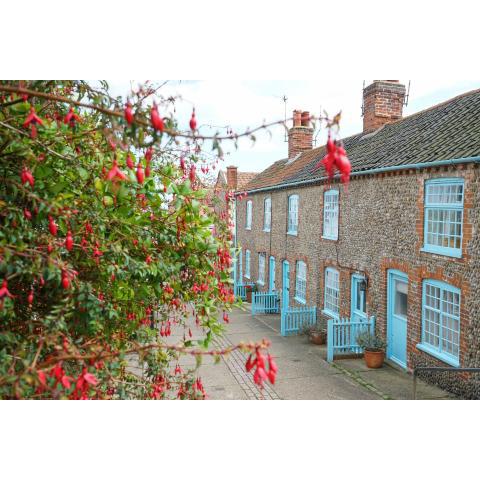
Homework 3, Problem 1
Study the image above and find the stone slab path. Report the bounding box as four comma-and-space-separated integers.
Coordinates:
188, 306, 455, 400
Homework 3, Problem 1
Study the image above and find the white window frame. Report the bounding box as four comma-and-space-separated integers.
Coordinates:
323, 267, 340, 318
245, 250, 251, 279
263, 197, 272, 232
287, 194, 299, 235
246, 200, 253, 230
422, 178, 464, 258
417, 279, 461, 367
322, 189, 339, 240
258, 253, 265, 285
295, 261, 307, 304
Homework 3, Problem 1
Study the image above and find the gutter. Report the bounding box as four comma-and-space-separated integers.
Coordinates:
237, 155, 480, 196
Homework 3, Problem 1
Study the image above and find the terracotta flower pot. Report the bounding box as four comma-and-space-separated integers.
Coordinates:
364, 350, 385, 369
310, 332, 326, 345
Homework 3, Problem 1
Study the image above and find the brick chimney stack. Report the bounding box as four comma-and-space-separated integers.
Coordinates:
288, 110, 313, 158
226, 165, 238, 190
363, 80, 406, 133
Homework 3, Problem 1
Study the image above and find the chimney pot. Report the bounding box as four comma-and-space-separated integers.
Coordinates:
293, 110, 302, 127
301, 111, 310, 127
288, 109, 313, 158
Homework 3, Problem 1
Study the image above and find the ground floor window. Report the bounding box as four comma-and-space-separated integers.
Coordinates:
245, 250, 250, 279
324, 267, 340, 318
418, 279, 460, 366
258, 253, 265, 285
295, 261, 307, 304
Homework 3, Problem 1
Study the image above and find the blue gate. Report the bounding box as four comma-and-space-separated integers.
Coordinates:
327, 316, 375, 362
252, 291, 280, 315
280, 306, 317, 336
234, 282, 255, 301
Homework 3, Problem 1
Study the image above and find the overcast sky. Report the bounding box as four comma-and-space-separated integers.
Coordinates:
110, 80, 480, 173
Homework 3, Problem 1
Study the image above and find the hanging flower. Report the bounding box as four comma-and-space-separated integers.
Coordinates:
124, 102, 134, 125
106, 159, 128, 182
150, 103, 164, 132
64, 106, 81, 128
189, 108, 197, 131
0, 279, 14, 299
21, 167, 35, 188
48, 216, 58, 236
23, 106, 43, 138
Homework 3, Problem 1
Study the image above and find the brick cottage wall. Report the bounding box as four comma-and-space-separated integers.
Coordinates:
236, 163, 480, 398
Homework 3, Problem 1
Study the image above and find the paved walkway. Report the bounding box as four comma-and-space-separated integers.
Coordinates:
185, 306, 454, 400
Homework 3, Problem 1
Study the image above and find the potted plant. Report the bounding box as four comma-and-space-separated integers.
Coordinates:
245, 283, 256, 303
301, 322, 327, 345
356, 330, 386, 369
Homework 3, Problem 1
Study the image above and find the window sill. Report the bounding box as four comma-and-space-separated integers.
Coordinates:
257, 281, 265, 286
420, 246, 462, 259
295, 296, 306, 305
263, 228, 271, 233
244, 275, 250, 280
416, 343, 460, 367
287, 231, 298, 236
322, 309, 339, 320
321, 235, 338, 241
245, 227, 252, 231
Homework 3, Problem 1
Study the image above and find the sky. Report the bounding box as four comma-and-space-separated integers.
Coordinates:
109, 80, 480, 174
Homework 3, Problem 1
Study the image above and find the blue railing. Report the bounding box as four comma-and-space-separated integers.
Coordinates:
252, 291, 280, 315
327, 316, 375, 362
281, 306, 317, 336
234, 282, 255, 301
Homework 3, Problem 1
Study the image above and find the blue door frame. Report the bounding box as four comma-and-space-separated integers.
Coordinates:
269, 256, 276, 292
387, 269, 408, 369
351, 274, 367, 323
282, 260, 290, 309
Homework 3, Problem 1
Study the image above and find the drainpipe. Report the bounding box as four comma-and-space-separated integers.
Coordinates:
237, 156, 480, 196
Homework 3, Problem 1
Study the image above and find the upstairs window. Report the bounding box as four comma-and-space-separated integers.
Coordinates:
258, 253, 265, 285
245, 250, 251, 279
263, 198, 272, 232
419, 280, 461, 366
324, 267, 340, 318
423, 178, 464, 258
287, 195, 299, 235
295, 261, 307, 304
246, 200, 253, 230
323, 189, 339, 240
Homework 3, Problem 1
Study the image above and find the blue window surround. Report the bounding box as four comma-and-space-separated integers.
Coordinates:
417, 279, 461, 367
294, 261, 307, 304
323, 267, 340, 319
421, 178, 464, 258
322, 189, 339, 241
263, 197, 271, 232
245, 200, 252, 230
287, 194, 299, 236
245, 250, 251, 279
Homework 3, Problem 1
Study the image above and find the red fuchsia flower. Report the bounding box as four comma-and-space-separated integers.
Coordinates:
188, 328, 192, 338
245, 355, 255, 372
124, 102, 134, 125
189, 164, 196, 183
253, 365, 268, 387
37, 370, 47, 387
145, 165, 151, 178
61, 271, 70, 289
64, 106, 81, 128
223, 312, 229, 324
189, 108, 197, 131
150, 103, 165, 132
23, 106, 43, 138
21, 167, 35, 188
83, 372, 98, 386
65, 231, 74, 251
267, 354, 277, 384
48, 216, 58, 236
24, 208, 32, 220
0, 279, 14, 300
61, 375, 73, 389
136, 163, 145, 184
27, 289, 34, 305
126, 153, 134, 169
314, 135, 352, 187
179, 156, 186, 173
106, 159, 128, 182
174, 364, 182, 375
145, 255, 152, 265
145, 147, 153, 163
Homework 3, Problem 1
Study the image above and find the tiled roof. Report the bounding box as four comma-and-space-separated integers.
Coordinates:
237, 172, 258, 190
244, 88, 480, 192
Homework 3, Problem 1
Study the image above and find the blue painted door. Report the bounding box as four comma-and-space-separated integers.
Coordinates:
351, 275, 367, 323
282, 261, 290, 309
269, 256, 276, 292
387, 270, 408, 369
